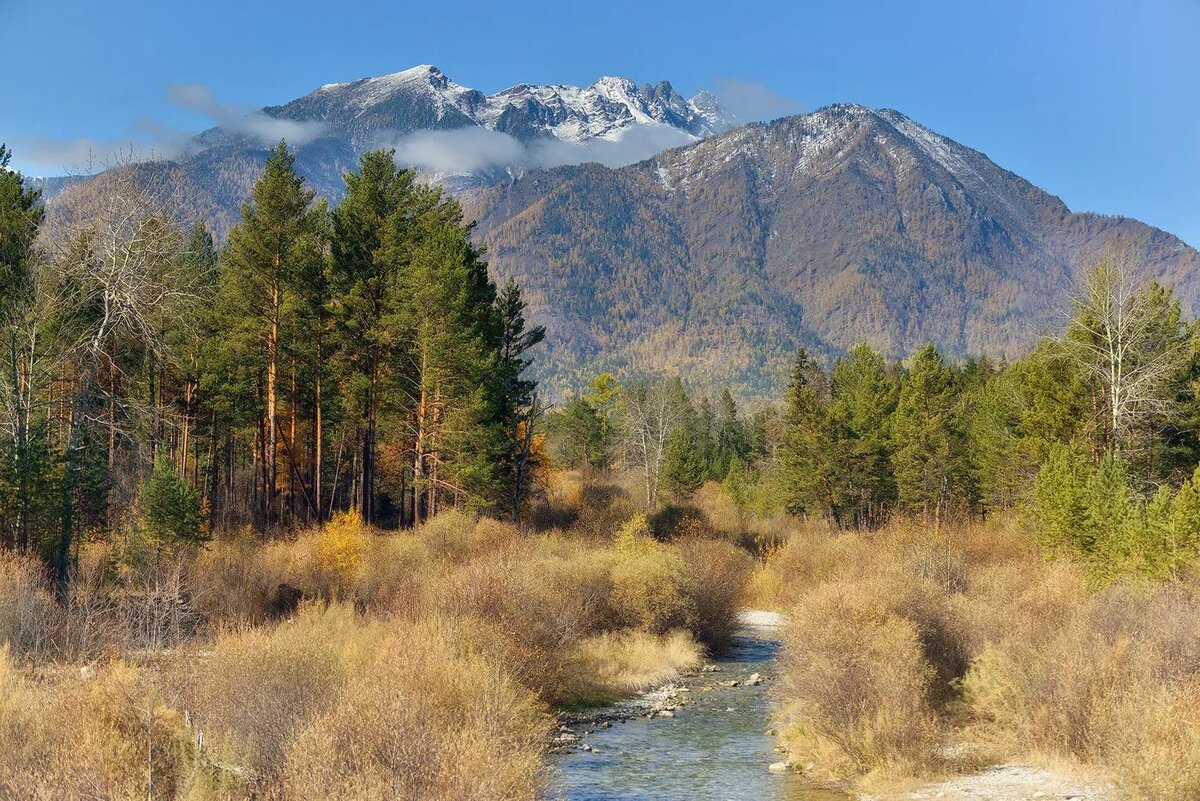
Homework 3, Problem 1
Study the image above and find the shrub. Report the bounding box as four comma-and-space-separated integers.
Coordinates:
0, 551, 58, 662
775, 581, 941, 778
282, 619, 549, 801
677, 538, 752, 648
0, 648, 197, 800
186, 604, 383, 779
317, 511, 370, 591
610, 529, 692, 634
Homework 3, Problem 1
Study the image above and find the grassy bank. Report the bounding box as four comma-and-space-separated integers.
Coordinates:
0, 493, 750, 800
759, 516, 1200, 799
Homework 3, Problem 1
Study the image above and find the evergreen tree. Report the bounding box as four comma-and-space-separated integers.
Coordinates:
218, 141, 326, 528
0, 144, 45, 551
780, 349, 844, 522
661, 396, 710, 499
1032, 443, 1090, 554
828, 344, 898, 526
713, 388, 750, 479
140, 458, 206, 549
891, 343, 966, 515
493, 277, 546, 521
549, 396, 608, 470
1083, 455, 1138, 577
330, 150, 417, 522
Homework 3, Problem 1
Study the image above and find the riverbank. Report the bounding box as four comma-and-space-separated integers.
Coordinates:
756, 517, 1197, 800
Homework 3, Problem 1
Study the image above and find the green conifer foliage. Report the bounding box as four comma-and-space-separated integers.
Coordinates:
140, 459, 206, 549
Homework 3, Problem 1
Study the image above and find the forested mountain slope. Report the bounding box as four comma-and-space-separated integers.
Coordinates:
465, 104, 1200, 396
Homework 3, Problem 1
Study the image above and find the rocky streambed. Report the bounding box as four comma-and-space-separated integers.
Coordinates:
549, 613, 848, 801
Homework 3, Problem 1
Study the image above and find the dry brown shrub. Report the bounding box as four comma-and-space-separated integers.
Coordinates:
0, 648, 196, 800
676, 538, 752, 648
282, 618, 549, 801
185, 603, 384, 780
609, 533, 693, 634
775, 579, 942, 778
0, 551, 59, 662
1092, 678, 1200, 800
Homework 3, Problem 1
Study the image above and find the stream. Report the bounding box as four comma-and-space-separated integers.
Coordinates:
550, 622, 851, 801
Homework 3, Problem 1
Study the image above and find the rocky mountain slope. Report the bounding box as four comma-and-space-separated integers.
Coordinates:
464, 104, 1200, 395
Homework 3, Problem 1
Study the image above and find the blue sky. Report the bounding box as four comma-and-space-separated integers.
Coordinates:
2, 0, 1197, 245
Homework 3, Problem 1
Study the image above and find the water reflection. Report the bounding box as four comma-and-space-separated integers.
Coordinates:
551, 629, 849, 801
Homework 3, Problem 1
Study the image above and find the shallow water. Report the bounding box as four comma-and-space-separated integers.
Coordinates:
550, 627, 849, 801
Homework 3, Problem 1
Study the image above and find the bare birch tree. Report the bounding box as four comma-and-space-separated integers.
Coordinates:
41, 162, 201, 597
620, 378, 686, 510
1065, 245, 1189, 458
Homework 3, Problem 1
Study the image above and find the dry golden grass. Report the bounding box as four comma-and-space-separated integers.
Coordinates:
763, 514, 1200, 798
0, 485, 756, 800
568, 630, 702, 702
0, 647, 202, 800
282, 618, 550, 801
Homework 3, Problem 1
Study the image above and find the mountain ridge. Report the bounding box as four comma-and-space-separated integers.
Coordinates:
41, 77, 1200, 398
462, 103, 1200, 395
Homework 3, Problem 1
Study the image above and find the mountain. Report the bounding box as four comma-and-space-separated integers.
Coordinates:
463, 104, 1200, 395
76, 65, 738, 234
46, 75, 1200, 399
253, 66, 736, 147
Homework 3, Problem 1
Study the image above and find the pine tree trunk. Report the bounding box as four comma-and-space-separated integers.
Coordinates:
413, 346, 428, 526
314, 328, 323, 524
266, 265, 279, 526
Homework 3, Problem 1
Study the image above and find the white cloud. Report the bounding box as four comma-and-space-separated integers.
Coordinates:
712, 78, 803, 122
167, 83, 327, 146
387, 123, 696, 176
12, 83, 327, 174
11, 137, 173, 174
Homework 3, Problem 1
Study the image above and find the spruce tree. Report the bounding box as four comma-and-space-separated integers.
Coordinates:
780, 349, 843, 522
829, 344, 898, 526
892, 343, 964, 515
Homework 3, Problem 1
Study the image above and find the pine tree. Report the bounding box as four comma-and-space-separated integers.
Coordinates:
550, 395, 607, 470
0, 145, 45, 551
1032, 443, 1090, 554
493, 277, 545, 520
1083, 455, 1138, 578
393, 195, 500, 520
330, 150, 418, 522
219, 141, 325, 527
140, 458, 206, 549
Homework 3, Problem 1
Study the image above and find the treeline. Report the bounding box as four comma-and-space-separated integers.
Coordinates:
548, 252, 1200, 578
0, 143, 542, 591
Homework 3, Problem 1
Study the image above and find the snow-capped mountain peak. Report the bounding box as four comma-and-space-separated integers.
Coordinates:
267, 65, 738, 148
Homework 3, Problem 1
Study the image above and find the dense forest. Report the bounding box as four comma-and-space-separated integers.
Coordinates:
0, 142, 543, 593
547, 250, 1200, 581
